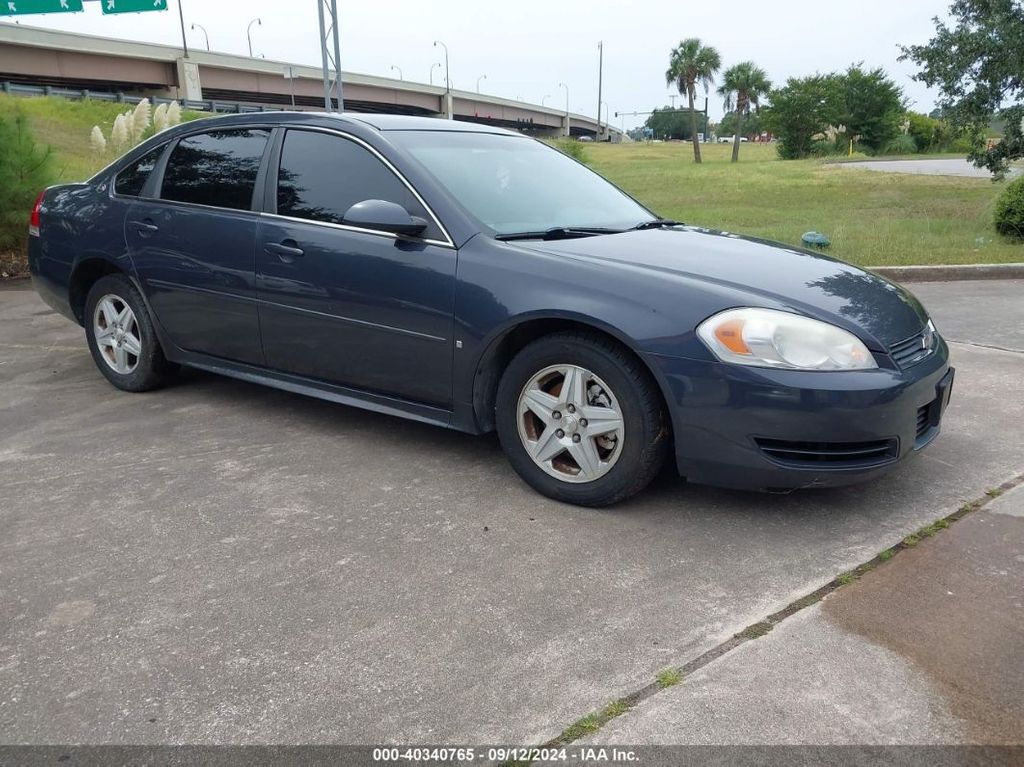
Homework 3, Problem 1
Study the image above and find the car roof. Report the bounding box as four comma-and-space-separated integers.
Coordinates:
172, 110, 521, 136
345, 113, 518, 134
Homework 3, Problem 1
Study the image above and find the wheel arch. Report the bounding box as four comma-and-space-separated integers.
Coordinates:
68, 256, 126, 326
469, 313, 674, 437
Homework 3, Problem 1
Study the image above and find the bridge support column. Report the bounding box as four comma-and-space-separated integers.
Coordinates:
175, 57, 203, 102
562, 115, 571, 137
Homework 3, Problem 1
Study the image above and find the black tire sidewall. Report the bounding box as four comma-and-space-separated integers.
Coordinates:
496, 333, 666, 506
84, 274, 167, 392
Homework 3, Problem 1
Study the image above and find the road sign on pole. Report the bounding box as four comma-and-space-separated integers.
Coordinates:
0, 0, 83, 16
101, 0, 166, 14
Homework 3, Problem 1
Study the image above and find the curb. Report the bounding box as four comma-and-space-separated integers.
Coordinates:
869, 263, 1024, 282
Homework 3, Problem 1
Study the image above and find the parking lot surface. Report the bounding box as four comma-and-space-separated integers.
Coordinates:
1, 279, 1022, 744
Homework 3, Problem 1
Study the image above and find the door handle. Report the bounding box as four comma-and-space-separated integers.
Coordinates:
264, 241, 305, 261
129, 220, 159, 237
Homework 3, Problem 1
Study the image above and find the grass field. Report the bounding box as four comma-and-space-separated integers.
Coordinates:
586, 141, 1022, 266
0, 94, 202, 182
2, 95, 1021, 268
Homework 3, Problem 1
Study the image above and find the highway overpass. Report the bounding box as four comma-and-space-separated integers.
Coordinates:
0, 24, 621, 139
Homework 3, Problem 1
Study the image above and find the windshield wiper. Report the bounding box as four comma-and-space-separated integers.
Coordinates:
495, 226, 623, 242
630, 218, 682, 230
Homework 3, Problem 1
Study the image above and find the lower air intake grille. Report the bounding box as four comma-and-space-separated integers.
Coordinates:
755, 438, 898, 469
916, 404, 931, 439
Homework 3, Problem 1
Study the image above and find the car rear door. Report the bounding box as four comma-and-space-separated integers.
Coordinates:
125, 127, 272, 366
255, 128, 457, 407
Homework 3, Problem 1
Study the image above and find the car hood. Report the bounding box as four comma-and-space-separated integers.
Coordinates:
514, 226, 928, 348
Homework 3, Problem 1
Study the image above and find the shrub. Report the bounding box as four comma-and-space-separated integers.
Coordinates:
882, 133, 918, 155
547, 138, 589, 164
0, 110, 55, 260
994, 176, 1024, 240
809, 139, 841, 157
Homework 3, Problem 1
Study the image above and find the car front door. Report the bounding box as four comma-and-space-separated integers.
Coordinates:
255, 128, 457, 407
126, 127, 271, 366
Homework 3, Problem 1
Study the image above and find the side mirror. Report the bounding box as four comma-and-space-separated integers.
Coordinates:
342, 199, 428, 237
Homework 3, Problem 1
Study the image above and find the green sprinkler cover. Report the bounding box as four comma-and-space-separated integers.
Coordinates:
801, 231, 831, 248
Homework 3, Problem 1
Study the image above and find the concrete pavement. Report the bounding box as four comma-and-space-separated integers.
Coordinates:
836, 158, 1021, 178
0, 279, 1022, 745
587, 485, 1024, 745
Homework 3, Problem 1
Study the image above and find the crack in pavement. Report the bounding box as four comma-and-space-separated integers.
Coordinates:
947, 339, 1024, 355
539, 472, 1024, 750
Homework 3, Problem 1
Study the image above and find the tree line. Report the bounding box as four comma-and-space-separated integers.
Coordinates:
658, 0, 1023, 168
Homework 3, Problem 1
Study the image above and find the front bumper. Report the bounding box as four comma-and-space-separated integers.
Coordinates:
645, 340, 952, 491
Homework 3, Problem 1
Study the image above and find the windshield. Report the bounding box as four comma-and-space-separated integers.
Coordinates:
389, 131, 655, 236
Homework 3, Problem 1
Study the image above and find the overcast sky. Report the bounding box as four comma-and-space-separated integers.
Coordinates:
3, 0, 952, 130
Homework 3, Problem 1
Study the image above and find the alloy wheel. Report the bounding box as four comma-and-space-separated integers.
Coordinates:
516, 364, 625, 483
93, 294, 142, 375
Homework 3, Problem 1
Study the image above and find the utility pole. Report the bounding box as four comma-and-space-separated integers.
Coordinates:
596, 41, 603, 140
317, 0, 343, 112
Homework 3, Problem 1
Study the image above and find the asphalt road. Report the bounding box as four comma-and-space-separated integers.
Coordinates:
1, 279, 1022, 745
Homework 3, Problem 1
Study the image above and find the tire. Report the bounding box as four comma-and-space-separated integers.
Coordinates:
495, 331, 669, 507
84, 274, 176, 392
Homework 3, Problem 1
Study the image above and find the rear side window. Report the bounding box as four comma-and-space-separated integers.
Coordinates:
114, 146, 164, 197
276, 130, 430, 231
161, 129, 270, 211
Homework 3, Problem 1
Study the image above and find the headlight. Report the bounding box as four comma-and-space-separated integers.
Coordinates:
697, 308, 878, 371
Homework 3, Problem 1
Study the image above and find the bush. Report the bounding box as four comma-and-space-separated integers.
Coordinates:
0, 109, 55, 266
882, 133, 918, 155
994, 176, 1024, 240
547, 138, 589, 164
809, 139, 842, 157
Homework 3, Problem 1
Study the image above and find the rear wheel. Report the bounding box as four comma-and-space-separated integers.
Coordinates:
496, 332, 668, 506
84, 274, 175, 392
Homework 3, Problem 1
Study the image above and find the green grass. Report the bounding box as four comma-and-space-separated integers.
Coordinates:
0, 94, 202, 183
587, 141, 1023, 266
557, 699, 633, 743
655, 667, 683, 688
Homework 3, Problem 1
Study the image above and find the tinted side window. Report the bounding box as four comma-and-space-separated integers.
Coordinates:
276, 130, 428, 229
161, 129, 270, 211
114, 146, 164, 197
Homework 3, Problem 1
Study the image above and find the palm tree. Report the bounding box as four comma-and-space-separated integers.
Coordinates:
665, 38, 721, 163
717, 62, 771, 163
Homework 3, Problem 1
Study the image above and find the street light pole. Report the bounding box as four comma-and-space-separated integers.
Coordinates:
430, 62, 441, 85
476, 74, 487, 93
596, 40, 603, 138
433, 40, 451, 119
246, 17, 261, 58
558, 82, 569, 137
177, 0, 188, 58
283, 66, 297, 108
390, 65, 403, 80
542, 94, 551, 107
191, 23, 209, 51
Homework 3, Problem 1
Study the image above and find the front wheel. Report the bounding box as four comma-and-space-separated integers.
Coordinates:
495, 332, 669, 507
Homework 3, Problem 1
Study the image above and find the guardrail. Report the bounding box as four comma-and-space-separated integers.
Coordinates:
0, 81, 284, 114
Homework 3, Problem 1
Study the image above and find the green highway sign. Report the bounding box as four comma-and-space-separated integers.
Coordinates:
0, 0, 83, 16
101, 0, 166, 13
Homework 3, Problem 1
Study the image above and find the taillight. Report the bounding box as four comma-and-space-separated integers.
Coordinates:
29, 189, 45, 237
